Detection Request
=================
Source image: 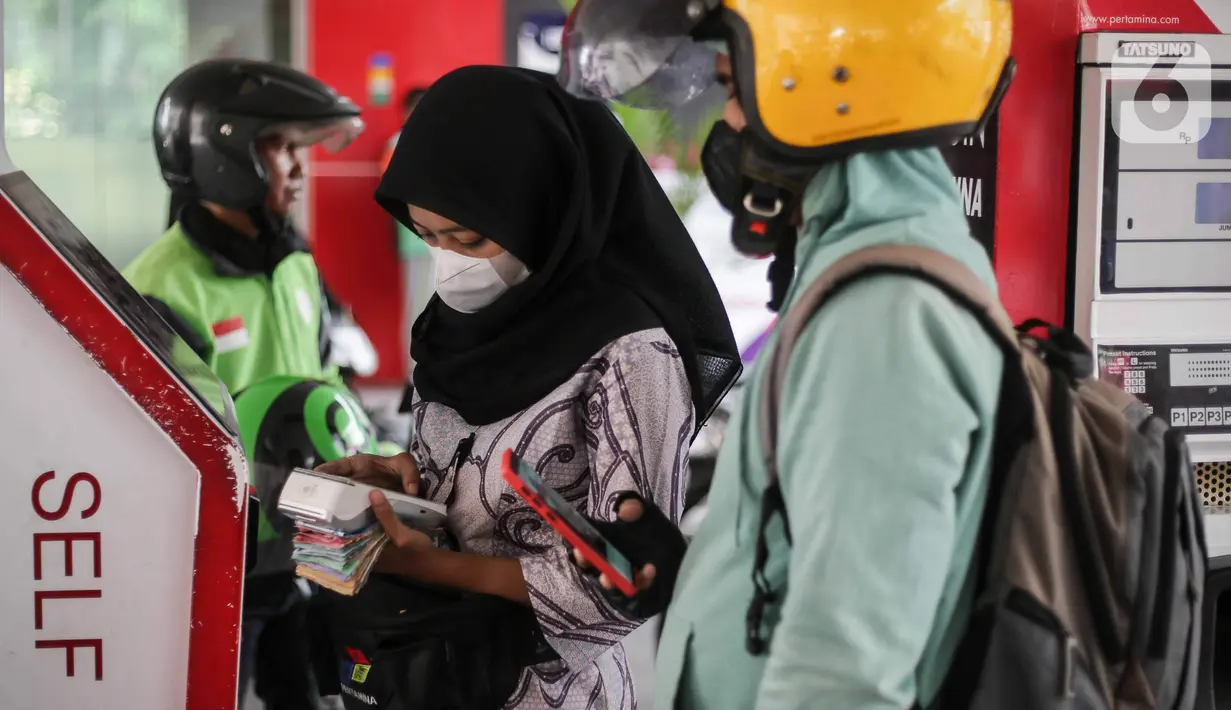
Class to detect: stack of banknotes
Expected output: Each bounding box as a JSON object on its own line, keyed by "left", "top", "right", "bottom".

{"left": 291, "top": 521, "right": 389, "bottom": 596}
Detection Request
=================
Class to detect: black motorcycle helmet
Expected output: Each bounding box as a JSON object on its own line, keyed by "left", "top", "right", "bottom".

{"left": 154, "top": 58, "right": 363, "bottom": 213}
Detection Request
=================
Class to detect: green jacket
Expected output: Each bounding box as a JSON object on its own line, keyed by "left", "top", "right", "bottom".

{"left": 123, "top": 220, "right": 339, "bottom": 396}
{"left": 656, "top": 148, "right": 1004, "bottom": 710}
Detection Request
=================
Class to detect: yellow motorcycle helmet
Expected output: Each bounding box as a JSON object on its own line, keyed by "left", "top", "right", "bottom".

{"left": 560, "top": 0, "right": 1013, "bottom": 309}
{"left": 558, "top": 0, "right": 1014, "bottom": 159}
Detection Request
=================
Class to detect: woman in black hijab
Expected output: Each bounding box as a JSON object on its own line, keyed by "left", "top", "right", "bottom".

{"left": 320, "top": 65, "right": 739, "bottom": 709}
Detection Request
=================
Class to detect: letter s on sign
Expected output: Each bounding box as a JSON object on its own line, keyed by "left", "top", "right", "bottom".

{"left": 32, "top": 471, "right": 101, "bottom": 521}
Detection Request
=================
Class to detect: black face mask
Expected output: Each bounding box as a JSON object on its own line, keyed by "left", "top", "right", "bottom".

{"left": 700, "top": 120, "right": 797, "bottom": 257}
{"left": 700, "top": 120, "right": 743, "bottom": 213}
{"left": 699, "top": 120, "right": 804, "bottom": 312}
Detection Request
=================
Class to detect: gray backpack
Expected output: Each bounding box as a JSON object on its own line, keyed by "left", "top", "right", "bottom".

{"left": 748, "top": 244, "right": 1207, "bottom": 709}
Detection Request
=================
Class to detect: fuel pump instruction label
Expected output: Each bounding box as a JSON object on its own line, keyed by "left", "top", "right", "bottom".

{"left": 1097, "top": 344, "right": 1231, "bottom": 434}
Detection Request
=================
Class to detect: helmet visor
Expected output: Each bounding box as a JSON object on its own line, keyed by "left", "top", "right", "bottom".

{"left": 261, "top": 116, "right": 366, "bottom": 153}
{"left": 558, "top": 0, "right": 719, "bottom": 109}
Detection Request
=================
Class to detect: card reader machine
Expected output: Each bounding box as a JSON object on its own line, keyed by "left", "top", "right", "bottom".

{"left": 278, "top": 469, "right": 448, "bottom": 534}
{"left": 1071, "top": 32, "right": 1231, "bottom": 708}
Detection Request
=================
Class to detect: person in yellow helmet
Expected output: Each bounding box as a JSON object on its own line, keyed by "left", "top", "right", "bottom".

{"left": 557, "top": 1, "right": 1015, "bottom": 708}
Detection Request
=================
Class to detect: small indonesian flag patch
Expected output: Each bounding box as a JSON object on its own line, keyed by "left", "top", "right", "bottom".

{"left": 211, "top": 316, "right": 250, "bottom": 354}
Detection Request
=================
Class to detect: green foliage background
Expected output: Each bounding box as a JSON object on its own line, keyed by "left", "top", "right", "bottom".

{"left": 4, "top": 0, "right": 191, "bottom": 267}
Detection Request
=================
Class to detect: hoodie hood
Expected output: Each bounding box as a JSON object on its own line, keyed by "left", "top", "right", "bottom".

{"left": 783, "top": 147, "right": 997, "bottom": 312}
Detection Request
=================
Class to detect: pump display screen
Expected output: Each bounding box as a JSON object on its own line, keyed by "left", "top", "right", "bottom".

{"left": 1195, "top": 183, "right": 1231, "bottom": 223}
{"left": 1197, "top": 117, "right": 1231, "bottom": 159}
{"left": 1100, "top": 80, "right": 1231, "bottom": 293}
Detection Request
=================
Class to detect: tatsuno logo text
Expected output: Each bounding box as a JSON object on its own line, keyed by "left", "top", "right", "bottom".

{"left": 1117, "top": 40, "right": 1196, "bottom": 58}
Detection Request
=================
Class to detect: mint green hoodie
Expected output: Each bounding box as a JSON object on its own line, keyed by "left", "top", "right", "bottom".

{"left": 655, "top": 148, "right": 1004, "bottom": 710}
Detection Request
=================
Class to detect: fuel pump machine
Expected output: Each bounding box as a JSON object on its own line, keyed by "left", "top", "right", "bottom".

{"left": 1071, "top": 32, "right": 1231, "bottom": 707}
{"left": 1072, "top": 32, "right": 1231, "bottom": 543}
{"left": 0, "top": 163, "right": 248, "bottom": 710}
{"left": 0, "top": 3, "right": 248, "bottom": 705}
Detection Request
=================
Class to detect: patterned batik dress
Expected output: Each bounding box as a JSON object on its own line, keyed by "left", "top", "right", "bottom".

{"left": 408, "top": 328, "right": 694, "bottom": 710}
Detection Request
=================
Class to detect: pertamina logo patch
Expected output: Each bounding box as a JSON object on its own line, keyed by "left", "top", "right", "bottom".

{"left": 211, "top": 316, "right": 249, "bottom": 354}
{"left": 339, "top": 658, "right": 371, "bottom": 684}
{"left": 339, "top": 649, "right": 377, "bottom": 705}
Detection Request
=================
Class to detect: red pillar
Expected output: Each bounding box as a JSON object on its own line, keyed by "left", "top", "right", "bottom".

{"left": 993, "top": 0, "right": 1084, "bottom": 325}
{"left": 305, "top": 0, "right": 504, "bottom": 384}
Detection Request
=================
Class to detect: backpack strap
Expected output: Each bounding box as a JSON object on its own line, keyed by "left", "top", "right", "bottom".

{"left": 745, "top": 243, "right": 1021, "bottom": 655}
{"left": 760, "top": 244, "right": 1018, "bottom": 479}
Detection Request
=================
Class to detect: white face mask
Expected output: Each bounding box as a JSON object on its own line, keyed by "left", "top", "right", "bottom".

{"left": 430, "top": 246, "right": 531, "bottom": 313}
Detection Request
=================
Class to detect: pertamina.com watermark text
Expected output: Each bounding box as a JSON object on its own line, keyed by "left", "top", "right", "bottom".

{"left": 1088, "top": 15, "right": 1181, "bottom": 25}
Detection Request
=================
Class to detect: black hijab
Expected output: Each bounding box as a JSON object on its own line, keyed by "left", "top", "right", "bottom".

{"left": 375, "top": 66, "right": 740, "bottom": 430}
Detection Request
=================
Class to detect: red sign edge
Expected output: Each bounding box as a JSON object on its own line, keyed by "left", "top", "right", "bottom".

{"left": 0, "top": 174, "right": 244, "bottom": 710}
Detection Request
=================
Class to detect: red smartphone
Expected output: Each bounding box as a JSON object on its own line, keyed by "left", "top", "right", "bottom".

{"left": 501, "top": 449, "right": 639, "bottom": 597}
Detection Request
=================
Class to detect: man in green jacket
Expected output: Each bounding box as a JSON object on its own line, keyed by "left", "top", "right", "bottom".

{"left": 126, "top": 59, "right": 363, "bottom": 395}
{"left": 124, "top": 59, "right": 364, "bottom": 710}
{"left": 558, "top": 1, "right": 1015, "bottom": 708}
